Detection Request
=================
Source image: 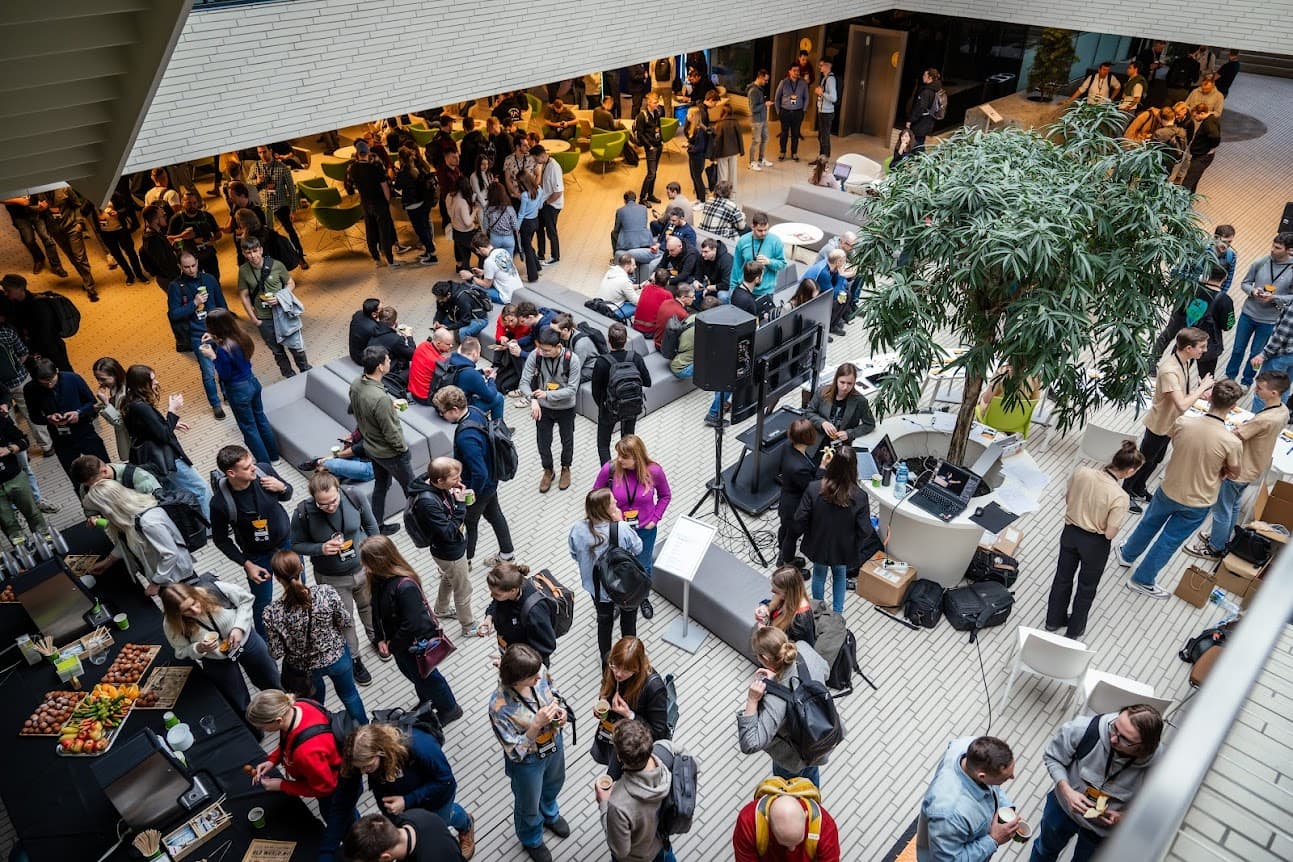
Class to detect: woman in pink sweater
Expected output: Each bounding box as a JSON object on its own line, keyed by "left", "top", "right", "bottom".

{"left": 592, "top": 435, "right": 671, "bottom": 619}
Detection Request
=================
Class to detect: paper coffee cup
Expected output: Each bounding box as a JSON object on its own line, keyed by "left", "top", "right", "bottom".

{"left": 1013, "top": 817, "right": 1032, "bottom": 843}
{"left": 248, "top": 806, "right": 266, "bottom": 828}
{"left": 113, "top": 613, "right": 129, "bottom": 630}
{"left": 596, "top": 775, "right": 613, "bottom": 791}
{"left": 595, "top": 699, "right": 610, "bottom": 719}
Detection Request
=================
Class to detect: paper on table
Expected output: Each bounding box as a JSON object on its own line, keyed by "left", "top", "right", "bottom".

{"left": 1001, "top": 459, "right": 1052, "bottom": 494}
{"left": 993, "top": 481, "right": 1040, "bottom": 515}
{"left": 930, "top": 412, "right": 958, "bottom": 433}
{"left": 655, "top": 516, "right": 718, "bottom": 584}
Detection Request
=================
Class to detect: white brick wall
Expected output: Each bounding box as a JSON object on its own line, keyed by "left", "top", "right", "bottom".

{"left": 126, "top": 0, "right": 1286, "bottom": 170}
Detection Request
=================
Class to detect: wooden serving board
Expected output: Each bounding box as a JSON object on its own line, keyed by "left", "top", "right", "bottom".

{"left": 64, "top": 554, "right": 100, "bottom": 577}
{"left": 136, "top": 666, "right": 191, "bottom": 710}
{"left": 100, "top": 644, "right": 161, "bottom": 685}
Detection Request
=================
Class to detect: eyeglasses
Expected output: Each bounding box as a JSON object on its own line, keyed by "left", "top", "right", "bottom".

{"left": 1109, "top": 724, "right": 1142, "bottom": 749}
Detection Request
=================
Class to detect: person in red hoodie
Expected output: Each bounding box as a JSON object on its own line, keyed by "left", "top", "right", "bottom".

{"left": 732, "top": 793, "right": 841, "bottom": 861}
{"left": 248, "top": 689, "right": 352, "bottom": 861}
{"left": 632, "top": 269, "right": 673, "bottom": 336}
{"left": 652, "top": 283, "right": 694, "bottom": 349}
{"left": 408, "top": 328, "right": 455, "bottom": 405}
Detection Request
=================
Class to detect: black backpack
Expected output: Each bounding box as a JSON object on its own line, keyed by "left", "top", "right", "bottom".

{"left": 403, "top": 491, "right": 434, "bottom": 549}
{"left": 943, "top": 582, "right": 1014, "bottom": 637}
{"left": 264, "top": 228, "right": 301, "bottom": 271}
{"left": 592, "top": 522, "right": 652, "bottom": 610}
{"left": 428, "top": 359, "right": 467, "bottom": 398}
{"left": 572, "top": 323, "right": 610, "bottom": 383}
{"left": 455, "top": 284, "right": 492, "bottom": 321}
{"left": 143, "top": 489, "right": 210, "bottom": 552}
{"left": 282, "top": 698, "right": 362, "bottom": 759}
{"left": 522, "top": 569, "right": 576, "bottom": 639}
{"left": 653, "top": 742, "right": 699, "bottom": 837}
{"left": 654, "top": 58, "right": 672, "bottom": 82}
{"left": 761, "top": 654, "right": 846, "bottom": 766}
{"left": 457, "top": 414, "right": 519, "bottom": 483}
{"left": 809, "top": 601, "right": 866, "bottom": 696}
{"left": 35, "top": 291, "right": 81, "bottom": 338}
{"left": 903, "top": 579, "right": 945, "bottom": 628}
{"left": 371, "top": 701, "right": 445, "bottom": 746}
{"left": 660, "top": 316, "right": 690, "bottom": 361}
{"left": 965, "top": 548, "right": 1019, "bottom": 588}
{"left": 601, "top": 355, "right": 646, "bottom": 422}
{"left": 1224, "top": 526, "right": 1273, "bottom": 567}
{"left": 1179, "top": 621, "right": 1236, "bottom": 663}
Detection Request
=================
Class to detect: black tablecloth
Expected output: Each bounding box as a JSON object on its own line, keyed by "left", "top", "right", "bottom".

{"left": 0, "top": 525, "right": 322, "bottom": 860}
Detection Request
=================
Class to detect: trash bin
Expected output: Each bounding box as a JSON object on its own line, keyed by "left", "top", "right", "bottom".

{"left": 674, "top": 104, "right": 690, "bottom": 127}
{"left": 982, "top": 73, "right": 1017, "bottom": 103}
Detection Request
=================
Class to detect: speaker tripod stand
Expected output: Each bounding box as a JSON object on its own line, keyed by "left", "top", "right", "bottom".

{"left": 688, "top": 419, "right": 768, "bottom": 566}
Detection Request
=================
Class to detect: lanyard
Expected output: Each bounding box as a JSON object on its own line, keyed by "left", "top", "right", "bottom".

{"left": 622, "top": 473, "right": 640, "bottom": 508}
{"left": 194, "top": 611, "right": 222, "bottom": 635}
{"left": 511, "top": 685, "right": 547, "bottom": 715}
{"left": 438, "top": 489, "right": 457, "bottom": 515}
{"left": 1103, "top": 747, "right": 1134, "bottom": 786}
{"left": 1271, "top": 260, "right": 1292, "bottom": 285}
{"left": 322, "top": 504, "right": 344, "bottom": 536}
{"left": 1174, "top": 353, "right": 1195, "bottom": 391}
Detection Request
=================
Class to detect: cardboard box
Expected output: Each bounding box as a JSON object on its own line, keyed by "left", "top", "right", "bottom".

{"left": 978, "top": 525, "right": 1024, "bottom": 557}
{"left": 1214, "top": 554, "right": 1263, "bottom": 598}
{"left": 1253, "top": 482, "right": 1293, "bottom": 531}
{"left": 858, "top": 552, "right": 916, "bottom": 607}
{"left": 1241, "top": 575, "right": 1264, "bottom": 609}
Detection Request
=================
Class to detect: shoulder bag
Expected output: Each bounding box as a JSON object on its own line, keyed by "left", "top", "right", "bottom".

{"left": 280, "top": 591, "right": 318, "bottom": 698}
{"left": 403, "top": 576, "right": 456, "bottom": 677}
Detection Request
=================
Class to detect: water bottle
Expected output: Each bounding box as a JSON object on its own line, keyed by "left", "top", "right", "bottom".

{"left": 1208, "top": 587, "right": 1240, "bottom": 619}
{"left": 894, "top": 463, "right": 909, "bottom": 497}
{"left": 870, "top": 514, "right": 881, "bottom": 533}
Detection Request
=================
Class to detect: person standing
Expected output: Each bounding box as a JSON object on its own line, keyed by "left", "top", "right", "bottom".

{"left": 591, "top": 637, "right": 674, "bottom": 779}
{"left": 392, "top": 147, "right": 439, "bottom": 266}
{"left": 756, "top": 565, "right": 817, "bottom": 646}
{"left": 595, "top": 719, "right": 678, "bottom": 862}
{"left": 168, "top": 251, "right": 230, "bottom": 420}
{"left": 24, "top": 358, "right": 110, "bottom": 481}
{"left": 590, "top": 325, "right": 652, "bottom": 465}
{"left": 36, "top": 187, "right": 98, "bottom": 300}
{"left": 1186, "top": 369, "right": 1290, "bottom": 560}
{"left": 406, "top": 457, "right": 477, "bottom": 636}
{"left": 776, "top": 418, "right": 819, "bottom": 568}
{"left": 747, "top": 69, "right": 774, "bottom": 171}
{"left": 1118, "top": 379, "right": 1243, "bottom": 598}
{"left": 730, "top": 215, "right": 788, "bottom": 298}
{"left": 166, "top": 190, "right": 222, "bottom": 283}
{"left": 795, "top": 446, "right": 873, "bottom": 614}
{"left": 732, "top": 788, "right": 841, "bottom": 861}
{"left": 1030, "top": 706, "right": 1164, "bottom": 862}
{"left": 237, "top": 237, "right": 309, "bottom": 378}
{"left": 136, "top": 206, "right": 190, "bottom": 352}
{"left": 432, "top": 385, "right": 516, "bottom": 571}
{"left": 1151, "top": 261, "right": 1233, "bottom": 379}
{"left": 263, "top": 551, "right": 369, "bottom": 722}
{"left": 196, "top": 310, "right": 277, "bottom": 463}
{"left": 1066, "top": 61, "right": 1122, "bottom": 105}
{"left": 489, "top": 643, "right": 570, "bottom": 862}
{"left": 774, "top": 67, "right": 808, "bottom": 161}
{"left": 211, "top": 443, "right": 294, "bottom": 634}
{"left": 805, "top": 364, "right": 877, "bottom": 458}
{"left": 593, "top": 434, "right": 670, "bottom": 619}
{"left": 120, "top": 364, "right": 211, "bottom": 515}
{"left": 362, "top": 535, "right": 462, "bottom": 725}
{"left": 1124, "top": 328, "right": 1213, "bottom": 511}
{"left": 350, "top": 346, "right": 412, "bottom": 530}
{"left": 635, "top": 95, "right": 665, "bottom": 206}
{"left": 570, "top": 488, "right": 643, "bottom": 664}
{"left": 917, "top": 736, "right": 1019, "bottom": 861}
{"left": 1224, "top": 233, "right": 1293, "bottom": 386}
{"left": 0, "top": 409, "right": 47, "bottom": 544}
{"left": 533, "top": 146, "right": 565, "bottom": 267}
{"left": 290, "top": 468, "right": 379, "bottom": 684}
{"left": 1180, "top": 103, "right": 1221, "bottom": 193}
{"left": 907, "top": 69, "right": 944, "bottom": 154}
{"left": 345, "top": 140, "right": 401, "bottom": 268}
{"left": 476, "top": 562, "right": 558, "bottom": 665}
{"left": 3, "top": 197, "right": 64, "bottom": 277}
{"left": 814, "top": 59, "right": 837, "bottom": 158}
{"left": 1215, "top": 50, "right": 1241, "bottom": 97}
{"left": 1045, "top": 442, "right": 1143, "bottom": 639}
{"left": 522, "top": 328, "right": 581, "bottom": 493}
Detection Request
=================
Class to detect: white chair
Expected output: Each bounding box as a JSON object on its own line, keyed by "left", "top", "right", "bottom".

{"left": 1073, "top": 422, "right": 1136, "bottom": 469}
{"left": 1002, "top": 627, "right": 1096, "bottom": 709}
{"left": 1079, "top": 669, "right": 1173, "bottom": 716}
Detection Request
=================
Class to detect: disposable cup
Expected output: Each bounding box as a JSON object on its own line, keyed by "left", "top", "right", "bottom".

{"left": 248, "top": 806, "right": 266, "bottom": 829}
{"left": 113, "top": 613, "right": 129, "bottom": 630}
{"left": 595, "top": 775, "right": 613, "bottom": 792}
{"left": 1013, "top": 817, "right": 1033, "bottom": 843}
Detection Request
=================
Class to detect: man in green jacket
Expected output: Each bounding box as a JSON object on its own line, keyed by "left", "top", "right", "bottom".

{"left": 349, "top": 346, "right": 407, "bottom": 531}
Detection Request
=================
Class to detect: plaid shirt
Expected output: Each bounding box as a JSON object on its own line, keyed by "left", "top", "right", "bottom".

{"left": 249, "top": 159, "right": 296, "bottom": 213}
{"left": 0, "top": 326, "right": 30, "bottom": 390}
{"left": 1262, "top": 302, "right": 1293, "bottom": 359}
{"left": 698, "top": 197, "right": 746, "bottom": 240}
{"left": 489, "top": 666, "right": 562, "bottom": 761}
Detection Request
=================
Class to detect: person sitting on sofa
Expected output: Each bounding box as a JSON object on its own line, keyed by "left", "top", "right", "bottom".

{"left": 698, "top": 180, "right": 747, "bottom": 240}
{"left": 597, "top": 254, "right": 641, "bottom": 321}
{"left": 632, "top": 270, "right": 673, "bottom": 336}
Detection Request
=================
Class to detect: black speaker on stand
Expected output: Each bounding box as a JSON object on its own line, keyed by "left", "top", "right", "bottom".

{"left": 689, "top": 305, "right": 766, "bottom": 564}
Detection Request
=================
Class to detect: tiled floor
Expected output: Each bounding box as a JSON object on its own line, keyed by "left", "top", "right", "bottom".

{"left": 0, "top": 71, "right": 1289, "bottom": 860}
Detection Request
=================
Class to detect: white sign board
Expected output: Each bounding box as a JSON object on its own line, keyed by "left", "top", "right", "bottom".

{"left": 655, "top": 516, "right": 716, "bottom": 584}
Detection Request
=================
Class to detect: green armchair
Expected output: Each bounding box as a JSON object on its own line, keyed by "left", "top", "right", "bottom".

{"left": 408, "top": 125, "right": 435, "bottom": 146}
{"left": 320, "top": 159, "right": 351, "bottom": 184}
{"left": 551, "top": 149, "right": 581, "bottom": 189}
{"left": 589, "top": 131, "right": 628, "bottom": 173}
{"left": 311, "top": 199, "right": 364, "bottom": 253}
{"left": 297, "top": 177, "right": 340, "bottom": 207}
{"left": 660, "top": 117, "right": 680, "bottom": 152}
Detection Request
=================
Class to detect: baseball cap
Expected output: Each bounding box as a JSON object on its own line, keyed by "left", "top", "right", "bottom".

{"left": 355, "top": 140, "right": 370, "bottom": 155}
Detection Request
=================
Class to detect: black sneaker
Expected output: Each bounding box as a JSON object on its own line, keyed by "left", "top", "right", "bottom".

{"left": 524, "top": 844, "right": 553, "bottom": 862}
{"left": 352, "top": 658, "right": 373, "bottom": 686}
{"left": 1128, "top": 500, "right": 1143, "bottom": 515}
{"left": 372, "top": 639, "right": 393, "bottom": 662}
{"left": 639, "top": 598, "right": 654, "bottom": 620}
{"left": 213, "top": 405, "right": 227, "bottom": 420}
{"left": 297, "top": 458, "right": 320, "bottom": 472}
{"left": 438, "top": 704, "right": 464, "bottom": 726}
{"left": 846, "top": 577, "right": 857, "bottom": 592}
{"left": 380, "top": 523, "right": 401, "bottom": 536}
{"left": 544, "top": 816, "right": 571, "bottom": 838}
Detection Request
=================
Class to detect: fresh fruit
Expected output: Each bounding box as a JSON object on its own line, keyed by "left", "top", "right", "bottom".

{"left": 0, "top": 584, "right": 15, "bottom": 602}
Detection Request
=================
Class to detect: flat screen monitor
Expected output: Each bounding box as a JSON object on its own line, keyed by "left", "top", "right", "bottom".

{"left": 871, "top": 435, "right": 898, "bottom": 473}
{"left": 14, "top": 559, "right": 94, "bottom": 642}
{"left": 92, "top": 729, "right": 191, "bottom": 829}
{"left": 832, "top": 162, "right": 852, "bottom": 182}
{"left": 929, "top": 461, "right": 976, "bottom": 501}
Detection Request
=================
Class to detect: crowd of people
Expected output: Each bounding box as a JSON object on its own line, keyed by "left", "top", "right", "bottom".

{"left": 0, "top": 37, "right": 1269, "bottom": 862}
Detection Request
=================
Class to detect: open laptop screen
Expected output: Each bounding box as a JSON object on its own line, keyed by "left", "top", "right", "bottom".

{"left": 871, "top": 435, "right": 898, "bottom": 473}
{"left": 929, "top": 461, "right": 976, "bottom": 499}
{"left": 832, "top": 162, "right": 852, "bottom": 182}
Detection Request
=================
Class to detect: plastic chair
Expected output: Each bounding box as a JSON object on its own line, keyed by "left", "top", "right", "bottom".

{"left": 590, "top": 131, "right": 627, "bottom": 173}
{"left": 297, "top": 178, "right": 340, "bottom": 207}
{"left": 320, "top": 159, "right": 351, "bottom": 185}
{"left": 450, "top": 129, "right": 466, "bottom": 142}
{"left": 575, "top": 119, "right": 593, "bottom": 151}
{"left": 551, "top": 149, "right": 581, "bottom": 190}
{"left": 976, "top": 395, "right": 1037, "bottom": 438}
{"left": 408, "top": 125, "right": 435, "bottom": 146}
{"left": 1074, "top": 422, "right": 1136, "bottom": 469}
{"left": 1002, "top": 627, "right": 1095, "bottom": 709}
{"left": 1079, "top": 669, "right": 1173, "bottom": 716}
{"left": 660, "top": 117, "right": 680, "bottom": 153}
{"left": 311, "top": 199, "right": 365, "bottom": 253}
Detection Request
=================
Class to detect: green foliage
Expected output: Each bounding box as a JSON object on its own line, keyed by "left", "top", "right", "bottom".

{"left": 1028, "top": 28, "right": 1079, "bottom": 97}
{"left": 850, "top": 102, "right": 1210, "bottom": 465}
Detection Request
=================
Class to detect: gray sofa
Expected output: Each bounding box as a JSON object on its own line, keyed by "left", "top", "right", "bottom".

{"left": 748, "top": 183, "right": 866, "bottom": 253}
{"left": 652, "top": 539, "right": 768, "bottom": 664}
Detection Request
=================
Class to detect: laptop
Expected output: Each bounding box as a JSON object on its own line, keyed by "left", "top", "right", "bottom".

{"left": 870, "top": 435, "right": 898, "bottom": 474}
{"left": 832, "top": 162, "right": 852, "bottom": 182}
{"left": 909, "top": 459, "right": 981, "bottom": 522}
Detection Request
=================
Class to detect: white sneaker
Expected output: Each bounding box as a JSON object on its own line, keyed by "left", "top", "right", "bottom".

{"left": 750, "top": 162, "right": 762, "bottom": 172}
{"left": 1125, "top": 580, "right": 1168, "bottom": 599}
{"left": 1114, "top": 543, "right": 1132, "bottom": 568}
{"left": 760, "top": 159, "right": 775, "bottom": 167}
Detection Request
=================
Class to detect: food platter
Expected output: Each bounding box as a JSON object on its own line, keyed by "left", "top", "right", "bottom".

{"left": 101, "top": 643, "right": 161, "bottom": 685}
{"left": 20, "top": 691, "right": 87, "bottom": 736}
{"left": 54, "top": 684, "right": 139, "bottom": 756}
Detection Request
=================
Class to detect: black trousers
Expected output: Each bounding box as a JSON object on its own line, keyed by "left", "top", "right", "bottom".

{"left": 272, "top": 205, "right": 306, "bottom": 259}
{"left": 362, "top": 202, "right": 396, "bottom": 263}
{"left": 776, "top": 498, "right": 804, "bottom": 565}
{"left": 100, "top": 229, "right": 143, "bottom": 281}
{"left": 465, "top": 486, "right": 514, "bottom": 558}
{"left": 778, "top": 109, "right": 804, "bottom": 157}
{"left": 596, "top": 414, "right": 636, "bottom": 465}
{"left": 687, "top": 152, "right": 708, "bottom": 201}
{"left": 640, "top": 146, "right": 662, "bottom": 201}
{"left": 1046, "top": 524, "right": 1111, "bottom": 637}
{"left": 519, "top": 216, "right": 541, "bottom": 281}
{"left": 536, "top": 406, "right": 576, "bottom": 470}
{"left": 596, "top": 599, "right": 637, "bottom": 666}
{"left": 537, "top": 204, "right": 561, "bottom": 261}
{"left": 1125, "top": 428, "right": 1170, "bottom": 497}
{"left": 370, "top": 449, "right": 414, "bottom": 525}
{"left": 1182, "top": 152, "right": 1216, "bottom": 194}
{"left": 817, "top": 111, "right": 834, "bottom": 157}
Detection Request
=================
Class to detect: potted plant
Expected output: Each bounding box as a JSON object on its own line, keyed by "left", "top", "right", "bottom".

{"left": 1028, "top": 28, "right": 1079, "bottom": 101}
{"left": 849, "top": 102, "right": 1210, "bottom": 467}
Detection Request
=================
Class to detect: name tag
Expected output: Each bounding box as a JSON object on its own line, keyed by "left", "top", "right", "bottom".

{"left": 533, "top": 728, "right": 558, "bottom": 755}
{"left": 1084, "top": 786, "right": 1111, "bottom": 801}
{"left": 55, "top": 425, "right": 71, "bottom": 436}
{"left": 546, "top": 381, "right": 559, "bottom": 391}
{"left": 338, "top": 539, "right": 356, "bottom": 562}
{"left": 195, "top": 310, "right": 207, "bottom": 320}
{"left": 252, "top": 518, "right": 270, "bottom": 542}
{"left": 622, "top": 509, "right": 640, "bottom": 528}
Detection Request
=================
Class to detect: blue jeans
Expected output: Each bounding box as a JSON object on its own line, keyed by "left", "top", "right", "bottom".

{"left": 708, "top": 392, "right": 730, "bottom": 418}
{"left": 310, "top": 645, "right": 369, "bottom": 725}
{"left": 1121, "top": 488, "right": 1209, "bottom": 586}
{"left": 614, "top": 302, "right": 636, "bottom": 321}
{"left": 321, "top": 457, "right": 374, "bottom": 482}
{"left": 636, "top": 525, "right": 658, "bottom": 574}
{"left": 489, "top": 233, "right": 516, "bottom": 256}
{"left": 772, "top": 761, "right": 820, "bottom": 788}
{"left": 245, "top": 542, "right": 294, "bottom": 638}
{"left": 225, "top": 376, "right": 279, "bottom": 464}
{"left": 163, "top": 460, "right": 211, "bottom": 521}
{"left": 473, "top": 388, "right": 506, "bottom": 421}
{"left": 458, "top": 318, "right": 488, "bottom": 340}
{"left": 1206, "top": 478, "right": 1248, "bottom": 553}
{"left": 431, "top": 799, "right": 473, "bottom": 834}
{"left": 392, "top": 648, "right": 457, "bottom": 715}
{"left": 190, "top": 335, "right": 220, "bottom": 407}
{"left": 1254, "top": 351, "right": 1293, "bottom": 410}
{"left": 812, "top": 563, "right": 847, "bottom": 613}
{"left": 1029, "top": 790, "right": 1102, "bottom": 862}
{"left": 672, "top": 363, "right": 693, "bottom": 379}
{"left": 20, "top": 453, "right": 43, "bottom": 502}
{"left": 503, "top": 739, "right": 566, "bottom": 847}
{"left": 487, "top": 287, "right": 505, "bottom": 303}
{"left": 1225, "top": 313, "right": 1275, "bottom": 384}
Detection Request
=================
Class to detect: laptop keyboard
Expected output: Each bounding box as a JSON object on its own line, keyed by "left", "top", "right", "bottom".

{"left": 909, "top": 488, "right": 962, "bottom": 522}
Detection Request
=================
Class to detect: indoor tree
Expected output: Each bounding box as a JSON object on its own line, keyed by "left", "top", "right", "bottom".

{"left": 1028, "top": 27, "right": 1079, "bottom": 100}
{"left": 850, "top": 102, "right": 1210, "bottom": 467}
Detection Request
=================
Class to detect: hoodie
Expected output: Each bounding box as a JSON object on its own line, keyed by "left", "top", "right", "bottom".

{"left": 599, "top": 741, "right": 675, "bottom": 862}
{"left": 406, "top": 476, "right": 468, "bottom": 560}
{"left": 1042, "top": 713, "right": 1161, "bottom": 837}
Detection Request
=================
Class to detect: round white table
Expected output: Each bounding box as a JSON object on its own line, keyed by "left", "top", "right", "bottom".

{"left": 332, "top": 145, "right": 356, "bottom": 160}
{"left": 768, "top": 222, "right": 824, "bottom": 257}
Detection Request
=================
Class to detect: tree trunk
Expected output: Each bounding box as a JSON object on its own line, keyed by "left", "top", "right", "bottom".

{"left": 948, "top": 372, "right": 985, "bottom": 466}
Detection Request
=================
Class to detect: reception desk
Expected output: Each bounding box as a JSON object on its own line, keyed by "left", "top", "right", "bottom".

{"left": 853, "top": 415, "right": 1039, "bottom": 587}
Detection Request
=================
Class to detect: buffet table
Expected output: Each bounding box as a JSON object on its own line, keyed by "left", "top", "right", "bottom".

{"left": 0, "top": 527, "right": 321, "bottom": 861}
